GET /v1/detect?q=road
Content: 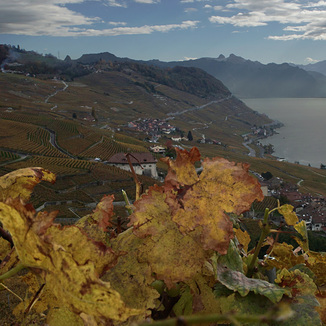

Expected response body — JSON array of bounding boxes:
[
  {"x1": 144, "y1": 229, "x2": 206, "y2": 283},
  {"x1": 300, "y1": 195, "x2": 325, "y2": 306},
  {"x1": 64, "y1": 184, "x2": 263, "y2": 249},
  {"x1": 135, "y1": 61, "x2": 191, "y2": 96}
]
[
  {"x1": 166, "y1": 96, "x2": 232, "y2": 118},
  {"x1": 45, "y1": 80, "x2": 68, "y2": 104}
]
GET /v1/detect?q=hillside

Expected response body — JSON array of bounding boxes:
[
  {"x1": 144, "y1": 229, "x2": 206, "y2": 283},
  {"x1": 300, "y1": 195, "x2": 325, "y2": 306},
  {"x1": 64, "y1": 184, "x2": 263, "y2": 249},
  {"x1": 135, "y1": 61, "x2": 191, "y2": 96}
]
[
  {"x1": 0, "y1": 48, "x2": 273, "y2": 220},
  {"x1": 1, "y1": 46, "x2": 326, "y2": 221}
]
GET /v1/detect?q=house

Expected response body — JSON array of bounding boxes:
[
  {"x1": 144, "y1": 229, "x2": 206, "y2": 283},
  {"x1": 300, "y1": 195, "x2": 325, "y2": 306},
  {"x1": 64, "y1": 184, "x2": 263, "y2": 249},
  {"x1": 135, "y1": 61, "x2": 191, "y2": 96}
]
[
  {"x1": 107, "y1": 152, "x2": 158, "y2": 178},
  {"x1": 150, "y1": 145, "x2": 165, "y2": 154}
]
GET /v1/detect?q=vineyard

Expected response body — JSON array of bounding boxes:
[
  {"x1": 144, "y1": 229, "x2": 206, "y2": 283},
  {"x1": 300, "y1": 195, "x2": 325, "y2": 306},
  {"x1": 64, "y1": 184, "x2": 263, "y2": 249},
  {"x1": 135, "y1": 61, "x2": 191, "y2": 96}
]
[
  {"x1": 0, "y1": 150, "x2": 20, "y2": 163},
  {"x1": 80, "y1": 136, "x2": 148, "y2": 161}
]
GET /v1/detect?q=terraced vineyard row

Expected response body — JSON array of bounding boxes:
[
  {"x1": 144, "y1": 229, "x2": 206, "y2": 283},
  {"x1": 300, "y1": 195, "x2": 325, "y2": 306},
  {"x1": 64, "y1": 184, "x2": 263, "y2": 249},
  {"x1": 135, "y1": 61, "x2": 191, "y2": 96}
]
[
  {"x1": 0, "y1": 150, "x2": 20, "y2": 162},
  {"x1": 7, "y1": 156, "x2": 93, "y2": 175},
  {"x1": 0, "y1": 120, "x2": 64, "y2": 156},
  {"x1": 80, "y1": 136, "x2": 146, "y2": 161},
  {"x1": 252, "y1": 196, "x2": 278, "y2": 212}
]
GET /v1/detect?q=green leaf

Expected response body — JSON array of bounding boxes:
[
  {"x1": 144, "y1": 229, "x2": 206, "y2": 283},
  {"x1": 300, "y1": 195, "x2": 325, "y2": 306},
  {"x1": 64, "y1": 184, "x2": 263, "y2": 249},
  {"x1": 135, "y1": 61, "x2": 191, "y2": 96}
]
[
  {"x1": 218, "y1": 240, "x2": 244, "y2": 273},
  {"x1": 216, "y1": 264, "x2": 290, "y2": 303},
  {"x1": 172, "y1": 284, "x2": 193, "y2": 316}
]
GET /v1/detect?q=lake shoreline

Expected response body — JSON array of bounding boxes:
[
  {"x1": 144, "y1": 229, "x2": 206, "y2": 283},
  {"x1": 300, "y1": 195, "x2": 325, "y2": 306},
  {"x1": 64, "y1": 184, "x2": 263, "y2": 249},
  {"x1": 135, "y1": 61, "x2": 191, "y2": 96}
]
[{"x1": 242, "y1": 98, "x2": 326, "y2": 168}]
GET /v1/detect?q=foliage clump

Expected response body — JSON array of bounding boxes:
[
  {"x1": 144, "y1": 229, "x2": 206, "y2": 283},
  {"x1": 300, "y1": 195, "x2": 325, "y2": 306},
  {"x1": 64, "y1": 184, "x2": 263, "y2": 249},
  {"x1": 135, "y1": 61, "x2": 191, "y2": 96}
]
[{"x1": 0, "y1": 148, "x2": 326, "y2": 325}]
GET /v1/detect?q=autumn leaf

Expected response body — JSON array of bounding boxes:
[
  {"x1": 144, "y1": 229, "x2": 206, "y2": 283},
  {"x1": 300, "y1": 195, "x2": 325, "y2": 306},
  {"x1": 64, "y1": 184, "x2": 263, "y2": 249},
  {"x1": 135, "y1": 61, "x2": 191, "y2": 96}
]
[
  {"x1": 234, "y1": 228, "x2": 251, "y2": 254},
  {"x1": 128, "y1": 185, "x2": 177, "y2": 239},
  {"x1": 161, "y1": 147, "x2": 200, "y2": 187},
  {"x1": 278, "y1": 204, "x2": 298, "y2": 226},
  {"x1": 0, "y1": 199, "x2": 141, "y2": 323},
  {"x1": 275, "y1": 268, "x2": 317, "y2": 298},
  {"x1": 275, "y1": 268, "x2": 321, "y2": 325},
  {"x1": 75, "y1": 194, "x2": 115, "y2": 243},
  {"x1": 128, "y1": 186, "x2": 210, "y2": 287},
  {"x1": 294, "y1": 221, "x2": 309, "y2": 252},
  {"x1": 266, "y1": 243, "x2": 305, "y2": 270},
  {"x1": 104, "y1": 228, "x2": 160, "y2": 323},
  {"x1": 0, "y1": 167, "x2": 55, "y2": 203},
  {"x1": 172, "y1": 156, "x2": 263, "y2": 253},
  {"x1": 0, "y1": 237, "x2": 11, "y2": 261},
  {"x1": 307, "y1": 251, "x2": 326, "y2": 286}
]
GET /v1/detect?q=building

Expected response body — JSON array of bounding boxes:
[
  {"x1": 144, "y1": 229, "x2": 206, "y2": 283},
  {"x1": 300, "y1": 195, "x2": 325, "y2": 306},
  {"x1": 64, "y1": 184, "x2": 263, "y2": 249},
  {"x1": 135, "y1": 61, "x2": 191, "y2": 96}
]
[
  {"x1": 107, "y1": 152, "x2": 158, "y2": 178},
  {"x1": 149, "y1": 145, "x2": 166, "y2": 154}
]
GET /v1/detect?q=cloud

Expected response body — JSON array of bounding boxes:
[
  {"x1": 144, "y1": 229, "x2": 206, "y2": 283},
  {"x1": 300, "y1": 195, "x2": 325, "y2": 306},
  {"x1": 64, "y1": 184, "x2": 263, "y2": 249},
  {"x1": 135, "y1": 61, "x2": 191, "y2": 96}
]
[
  {"x1": 0, "y1": 0, "x2": 97, "y2": 36},
  {"x1": 0, "y1": 1, "x2": 198, "y2": 37},
  {"x1": 108, "y1": 21, "x2": 127, "y2": 26},
  {"x1": 305, "y1": 57, "x2": 320, "y2": 63},
  {"x1": 209, "y1": 0, "x2": 326, "y2": 40},
  {"x1": 180, "y1": 56, "x2": 198, "y2": 61},
  {"x1": 75, "y1": 20, "x2": 199, "y2": 36},
  {"x1": 133, "y1": 0, "x2": 160, "y2": 3},
  {"x1": 105, "y1": 0, "x2": 127, "y2": 7},
  {"x1": 184, "y1": 7, "x2": 198, "y2": 13}
]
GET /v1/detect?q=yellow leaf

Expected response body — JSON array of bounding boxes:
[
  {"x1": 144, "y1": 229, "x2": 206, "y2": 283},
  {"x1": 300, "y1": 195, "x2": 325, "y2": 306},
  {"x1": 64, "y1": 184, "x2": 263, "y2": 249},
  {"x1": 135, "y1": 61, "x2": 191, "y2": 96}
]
[
  {"x1": 104, "y1": 228, "x2": 160, "y2": 324},
  {"x1": 0, "y1": 167, "x2": 56, "y2": 203},
  {"x1": 278, "y1": 204, "x2": 298, "y2": 226},
  {"x1": 307, "y1": 251, "x2": 326, "y2": 286},
  {"x1": 0, "y1": 200, "x2": 141, "y2": 323},
  {"x1": 128, "y1": 186, "x2": 210, "y2": 287},
  {"x1": 46, "y1": 307, "x2": 84, "y2": 326},
  {"x1": 294, "y1": 220, "x2": 309, "y2": 252},
  {"x1": 275, "y1": 268, "x2": 316, "y2": 298},
  {"x1": 234, "y1": 228, "x2": 251, "y2": 253},
  {"x1": 161, "y1": 147, "x2": 200, "y2": 186},
  {"x1": 76, "y1": 195, "x2": 114, "y2": 243},
  {"x1": 267, "y1": 243, "x2": 305, "y2": 270},
  {"x1": 172, "y1": 156, "x2": 263, "y2": 253},
  {"x1": 0, "y1": 237, "x2": 11, "y2": 261}
]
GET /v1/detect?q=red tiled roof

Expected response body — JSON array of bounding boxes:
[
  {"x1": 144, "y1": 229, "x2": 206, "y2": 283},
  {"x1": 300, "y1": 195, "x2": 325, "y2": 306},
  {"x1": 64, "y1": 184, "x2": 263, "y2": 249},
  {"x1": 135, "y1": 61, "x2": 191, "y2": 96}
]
[{"x1": 107, "y1": 152, "x2": 157, "y2": 164}]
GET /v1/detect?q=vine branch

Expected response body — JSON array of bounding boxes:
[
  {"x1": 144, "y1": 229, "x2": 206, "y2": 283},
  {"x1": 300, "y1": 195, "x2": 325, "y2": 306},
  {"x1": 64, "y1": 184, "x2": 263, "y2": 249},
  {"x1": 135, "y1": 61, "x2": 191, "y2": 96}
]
[
  {"x1": 246, "y1": 208, "x2": 271, "y2": 278},
  {"x1": 0, "y1": 263, "x2": 26, "y2": 282}
]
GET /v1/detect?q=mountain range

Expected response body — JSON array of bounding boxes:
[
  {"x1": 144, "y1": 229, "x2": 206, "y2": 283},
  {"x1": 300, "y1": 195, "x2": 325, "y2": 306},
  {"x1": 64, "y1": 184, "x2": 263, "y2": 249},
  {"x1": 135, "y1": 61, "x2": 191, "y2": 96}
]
[
  {"x1": 75, "y1": 52, "x2": 326, "y2": 98},
  {"x1": 2, "y1": 44, "x2": 326, "y2": 99}
]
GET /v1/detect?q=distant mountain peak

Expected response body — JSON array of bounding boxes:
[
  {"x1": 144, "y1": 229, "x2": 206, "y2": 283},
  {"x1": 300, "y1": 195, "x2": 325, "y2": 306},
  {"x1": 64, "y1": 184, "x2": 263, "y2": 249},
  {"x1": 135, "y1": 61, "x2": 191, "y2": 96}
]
[{"x1": 227, "y1": 54, "x2": 246, "y2": 63}]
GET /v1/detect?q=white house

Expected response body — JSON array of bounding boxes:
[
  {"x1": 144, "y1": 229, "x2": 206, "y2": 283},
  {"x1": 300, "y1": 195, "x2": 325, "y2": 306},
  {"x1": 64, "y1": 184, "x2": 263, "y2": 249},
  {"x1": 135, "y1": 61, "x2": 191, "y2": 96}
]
[{"x1": 107, "y1": 152, "x2": 158, "y2": 178}]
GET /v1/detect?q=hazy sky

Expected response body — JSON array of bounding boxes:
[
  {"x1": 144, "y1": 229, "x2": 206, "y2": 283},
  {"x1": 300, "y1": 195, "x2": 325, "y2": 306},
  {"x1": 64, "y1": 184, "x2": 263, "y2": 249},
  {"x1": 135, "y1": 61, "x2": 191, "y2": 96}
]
[{"x1": 2, "y1": 0, "x2": 326, "y2": 64}]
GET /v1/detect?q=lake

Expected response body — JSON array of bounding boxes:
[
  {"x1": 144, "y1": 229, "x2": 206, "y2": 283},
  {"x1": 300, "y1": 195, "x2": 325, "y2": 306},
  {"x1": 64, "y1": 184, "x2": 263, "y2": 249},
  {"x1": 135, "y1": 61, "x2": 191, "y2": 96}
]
[{"x1": 242, "y1": 98, "x2": 326, "y2": 168}]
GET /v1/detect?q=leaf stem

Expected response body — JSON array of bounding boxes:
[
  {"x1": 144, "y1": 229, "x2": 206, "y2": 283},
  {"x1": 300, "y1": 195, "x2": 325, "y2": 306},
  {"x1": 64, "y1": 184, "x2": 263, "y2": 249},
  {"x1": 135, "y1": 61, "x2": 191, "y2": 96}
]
[
  {"x1": 122, "y1": 189, "x2": 133, "y2": 215},
  {"x1": 0, "y1": 282, "x2": 23, "y2": 301},
  {"x1": 246, "y1": 208, "x2": 270, "y2": 278},
  {"x1": 0, "y1": 263, "x2": 26, "y2": 282}
]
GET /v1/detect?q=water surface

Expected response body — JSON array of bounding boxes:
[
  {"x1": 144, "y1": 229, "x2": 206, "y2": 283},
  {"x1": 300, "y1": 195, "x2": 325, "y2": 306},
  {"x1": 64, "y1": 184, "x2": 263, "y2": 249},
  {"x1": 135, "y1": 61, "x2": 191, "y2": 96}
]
[{"x1": 242, "y1": 98, "x2": 326, "y2": 168}]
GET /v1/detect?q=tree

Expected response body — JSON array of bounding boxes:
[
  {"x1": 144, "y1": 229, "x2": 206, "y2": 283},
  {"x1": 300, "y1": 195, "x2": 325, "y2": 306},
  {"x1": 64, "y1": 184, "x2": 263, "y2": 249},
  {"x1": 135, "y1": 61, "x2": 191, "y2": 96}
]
[{"x1": 187, "y1": 130, "x2": 193, "y2": 141}]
